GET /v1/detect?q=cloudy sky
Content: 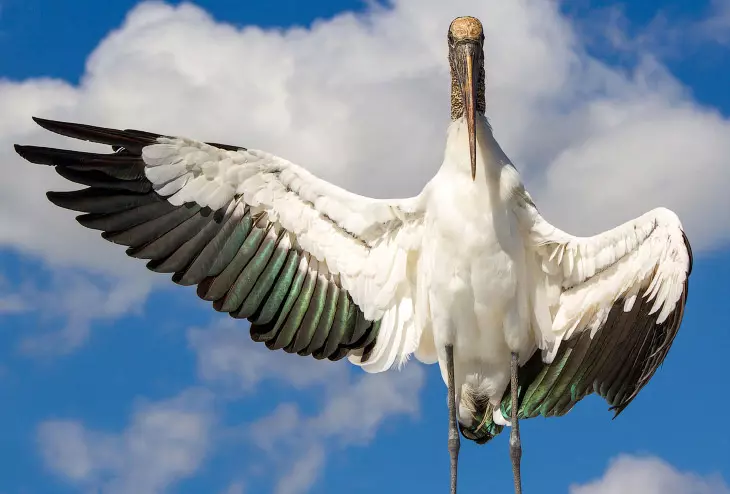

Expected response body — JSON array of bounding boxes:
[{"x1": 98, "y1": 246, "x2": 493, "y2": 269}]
[{"x1": 1, "y1": 0, "x2": 729, "y2": 493}]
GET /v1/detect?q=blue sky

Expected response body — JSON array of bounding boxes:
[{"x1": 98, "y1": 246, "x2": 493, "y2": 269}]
[{"x1": 1, "y1": 1, "x2": 730, "y2": 493}]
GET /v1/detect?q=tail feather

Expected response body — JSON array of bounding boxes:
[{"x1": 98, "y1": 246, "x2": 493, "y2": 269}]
[{"x1": 459, "y1": 338, "x2": 583, "y2": 444}]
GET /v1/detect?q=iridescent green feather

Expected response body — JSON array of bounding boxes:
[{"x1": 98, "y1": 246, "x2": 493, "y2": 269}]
[
  {"x1": 203, "y1": 222, "x2": 269, "y2": 302},
  {"x1": 287, "y1": 270, "x2": 330, "y2": 354},
  {"x1": 250, "y1": 253, "x2": 310, "y2": 343},
  {"x1": 205, "y1": 212, "x2": 254, "y2": 278},
  {"x1": 218, "y1": 226, "x2": 282, "y2": 312},
  {"x1": 317, "y1": 296, "x2": 358, "y2": 360},
  {"x1": 301, "y1": 279, "x2": 339, "y2": 356},
  {"x1": 231, "y1": 239, "x2": 291, "y2": 319},
  {"x1": 148, "y1": 208, "x2": 230, "y2": 273},
  {"x1": 269, "y1": 260, "x2": 320, "y2": 350},
  {"x1": 540, "y1": 335, "x2": 592, "y2": 417},
  {"x1": 249, "y1": 249, "x2": 301, "y2": 326}
]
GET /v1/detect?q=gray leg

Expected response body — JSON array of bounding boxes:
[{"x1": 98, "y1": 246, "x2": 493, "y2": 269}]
[
  {"x1": 510, "y1": 352, "x2": 523, "y2": 494},
  {"x1": 445, "y1": 345, "x2": 460, "y2": 494}
]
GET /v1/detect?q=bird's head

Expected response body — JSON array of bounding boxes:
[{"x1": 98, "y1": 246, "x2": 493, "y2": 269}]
[{"x1": 448, "y1": 16, "x2": 486, "y2": 181}]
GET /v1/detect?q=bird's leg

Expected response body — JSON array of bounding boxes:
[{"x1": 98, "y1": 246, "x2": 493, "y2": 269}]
[
  {"x1": 445, "y1": 345, "x2": 460, "y2": 494},
  {"x1": 510, "y1": 352, "x2": 523, "y2": 494}
]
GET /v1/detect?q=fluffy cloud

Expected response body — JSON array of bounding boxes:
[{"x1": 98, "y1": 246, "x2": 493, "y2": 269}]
[
  {"x1": 703, "y1": 0, "x2": 730, "y2": 44},
  {"x1": 220, "y1": 481, "x2": 246, "y2": 494},
  {"x1": 11, "y1": 268, "x2": 151, "y2": 355},
  {"x1": 34, "y1": 316, "x2": 425, "y2": 494},
  {"x1": 571, "y1": 455, "x2": 730, "y2": 494},
  {"x1": 188, "y1": 318, "x2": 343, "y2": 392},
  {"x1": 189, "y1": 317, "x2": 425, "y2": 494},
  {"x1": 0, "y1": 275, "x2": 27, "y2": 314},
  {"x1": 37, "y1": 388, "x2": 215, "y2": 494}
]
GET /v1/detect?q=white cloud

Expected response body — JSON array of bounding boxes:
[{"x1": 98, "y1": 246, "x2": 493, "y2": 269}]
[
  {"x1": 273, "y1": 445, "x2": 325, "y2": 494},
  {"x1": 37, "y1": 388, "x2": 215, "y2": 494},
  {"x1": 249, "y1": 366, "x2": 424, "y2": 494},
  {"x1": 571, "y1": 455, "x2": 730, "y2": 494},
  {"x1": 220, "y1": 481, "x2": 246, "y2": 494},
  {"x1": 188, "y1": 318, "x2": 343, "y2": 393},
  {"x1": 0, "y1": 275, "x2": 28, "y2": 314},
  {"x1": 0, "y1": 294, "x2": 27, "y2": 314},
  {"x1": 32, "y1": 315, "x2": 425, "y2": 494},
  {"x1": 4, "y1": 268, "x2": 152, "y2": 355},
  {"x1": 702, "y1": 0, "x2": 730, "y2": 44},
  {"x1": 189, "y1": 317, "x2": 425, "y2": 494},
  {"x1": 3, "y1": 0, "x2": 730, "y2": 351},
  {"x1": 0, "y1": 290, "x2": 28, "y2": 315}
]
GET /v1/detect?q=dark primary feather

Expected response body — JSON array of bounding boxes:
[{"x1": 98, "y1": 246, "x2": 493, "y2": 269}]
[
  {"x1": 460, "y1": 279, "x2": 690, "y2": 444},
  {"x1": 14, "y1": 118, "x2": 380, "y2": 363}
]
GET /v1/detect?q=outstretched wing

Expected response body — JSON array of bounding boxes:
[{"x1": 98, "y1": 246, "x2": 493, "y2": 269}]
[
  {"x1": 461, "y1": 195, "x2": 692, "y2": 443},
  {"x1": 15, "y1": 118, "x2": 426, "y2": 370}
]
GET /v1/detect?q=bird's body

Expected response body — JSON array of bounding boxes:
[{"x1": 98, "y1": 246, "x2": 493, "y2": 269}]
[
  {"x1": 420, "y1": 117, "x2": 530, "y2": 420},
  {"x1": 13, "y1": 15, "x2": 693, "y2": 494}
]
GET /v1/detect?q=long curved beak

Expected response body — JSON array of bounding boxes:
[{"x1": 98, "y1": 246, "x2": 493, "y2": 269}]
[{"x1": 454, "y1": 42, "x2": 479, "y2": 181}]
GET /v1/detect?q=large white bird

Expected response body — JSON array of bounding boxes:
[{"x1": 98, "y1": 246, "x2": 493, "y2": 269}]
[{"x1": 14, "y1": 16, "x2": 691, "y2": 494}]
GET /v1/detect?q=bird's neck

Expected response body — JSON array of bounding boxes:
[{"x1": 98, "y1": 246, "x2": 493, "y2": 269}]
[
  {"x1": 442, "y1": 116, "x2": 508, "y2": 181},
  {"x1": 449, "y1": 63, "x2": 486, "y2": 120}
]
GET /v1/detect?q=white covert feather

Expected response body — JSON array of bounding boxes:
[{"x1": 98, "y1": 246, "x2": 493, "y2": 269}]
[{"x1": 515, "y1": 198, "x2": 691, "y2": 359}]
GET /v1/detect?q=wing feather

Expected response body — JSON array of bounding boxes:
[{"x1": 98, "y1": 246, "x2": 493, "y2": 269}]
[{"x1": 15, "y1": 117, "x2": 425, "y2": 369}]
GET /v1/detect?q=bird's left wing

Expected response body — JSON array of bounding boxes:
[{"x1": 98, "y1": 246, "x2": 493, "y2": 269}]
[{"x1": 15, "y1": 118, "x2": 426, "y2": 371}]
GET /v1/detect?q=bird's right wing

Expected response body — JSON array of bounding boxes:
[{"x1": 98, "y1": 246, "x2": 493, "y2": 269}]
[
  {"x1": 461, "y1": 191, "x2": 692, "y2": 444},
  {"x1": 15, "y1": 118, "x2": 427, "y2": 372}
]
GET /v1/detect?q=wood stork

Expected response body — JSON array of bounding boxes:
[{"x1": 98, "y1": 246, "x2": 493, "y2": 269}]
[{"x1": 14, "y1": 16, "x2": 692, "y2": 494}]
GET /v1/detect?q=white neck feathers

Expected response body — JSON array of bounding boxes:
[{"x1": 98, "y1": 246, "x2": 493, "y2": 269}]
[{"x1": 442, "y1": 115, "x2": 510, "y2": 181}]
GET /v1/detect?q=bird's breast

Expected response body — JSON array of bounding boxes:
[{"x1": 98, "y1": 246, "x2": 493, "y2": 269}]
[
  {"x1": 421, "y1": 171, "x2": 520, "y2": 301},
  {"x1": 425, "y1": 171, "x2": 511, "y2": 254}
]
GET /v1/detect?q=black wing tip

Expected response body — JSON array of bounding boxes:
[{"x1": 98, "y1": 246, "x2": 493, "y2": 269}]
[
  {"x1": 14, "y1": 144, "x2": 63, "y2": 166},
  {"x1": 26, "y1": 116, "x2": 246, "y2": 154},
  {"x1": 609, "y1": 403, "x2": 627, "y2": 418},
  {"x1": 45, "y1": 190, "x2": 69, "y2": 208},
  {"x1": 13, "y1": 144, "x2": 34, "y2": 162},
  {"x1": 31, "y1": 115, "x2": 55, "y2": 127},
  {"x1": 30, "y1": 116, "x2": 81, "y2": 136},
  {"x1": 14, "y1": 143, "x2": 53, "y2": 165}
]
